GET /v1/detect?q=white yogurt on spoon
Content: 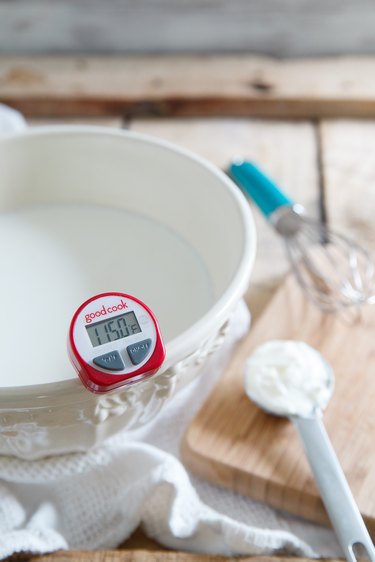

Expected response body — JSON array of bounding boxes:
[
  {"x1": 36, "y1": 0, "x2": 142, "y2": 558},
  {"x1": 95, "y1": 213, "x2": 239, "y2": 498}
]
[{"x1": 244, "y1": 339, "x2": 333, "y2": 417}]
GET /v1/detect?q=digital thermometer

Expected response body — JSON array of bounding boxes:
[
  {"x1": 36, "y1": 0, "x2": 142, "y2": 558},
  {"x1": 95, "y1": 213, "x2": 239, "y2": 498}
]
[{"x1": 68, "y1": 292, "x2": 166, "y2": 393}]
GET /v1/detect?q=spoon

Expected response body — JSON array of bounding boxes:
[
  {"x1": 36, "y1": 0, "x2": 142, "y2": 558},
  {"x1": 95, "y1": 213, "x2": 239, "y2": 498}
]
[{"x1": 244, "y1": 340, "x2": 375, "y2": 562}]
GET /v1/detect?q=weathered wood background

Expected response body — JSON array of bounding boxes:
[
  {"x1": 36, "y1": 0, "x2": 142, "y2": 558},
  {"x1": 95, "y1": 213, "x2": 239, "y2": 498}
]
[
  {"x1": 2, "y1": 0, "x2": 375, "y2": 56},
  {"x1": 3, "y1": 55, "x2": 375, "y2": 118}
]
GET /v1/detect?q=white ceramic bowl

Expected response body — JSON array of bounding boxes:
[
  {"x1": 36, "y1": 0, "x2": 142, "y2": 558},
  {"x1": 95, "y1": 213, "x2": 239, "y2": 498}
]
[{"x1": 0, "y1": 126, "x2": 256, "y2": 459}]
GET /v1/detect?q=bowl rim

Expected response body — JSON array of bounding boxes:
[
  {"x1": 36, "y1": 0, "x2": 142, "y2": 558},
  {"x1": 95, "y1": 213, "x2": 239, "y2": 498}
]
[{"x1": 0, "y1": 125, "x2": 256, "y2": 398}]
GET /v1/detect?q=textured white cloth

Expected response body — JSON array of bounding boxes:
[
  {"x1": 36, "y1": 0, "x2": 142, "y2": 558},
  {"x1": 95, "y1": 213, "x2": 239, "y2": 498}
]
[
  {"x1": 0, "y1": 301, "x2": 341, "y2": 560},
  {"x1": 0, "y1": 104, "x2": 27, "y2": 136}
]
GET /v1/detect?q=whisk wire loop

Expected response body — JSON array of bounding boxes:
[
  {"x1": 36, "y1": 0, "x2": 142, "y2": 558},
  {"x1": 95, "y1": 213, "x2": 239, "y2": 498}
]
[{"x1": 229, "y1": 160, "x2": 375, "y2": 313}]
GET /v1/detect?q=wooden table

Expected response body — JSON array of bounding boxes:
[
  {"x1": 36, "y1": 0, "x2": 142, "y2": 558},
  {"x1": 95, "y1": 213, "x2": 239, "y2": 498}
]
[{"x1": 2, "y1": 54, "x2": 373, "y2": 561}]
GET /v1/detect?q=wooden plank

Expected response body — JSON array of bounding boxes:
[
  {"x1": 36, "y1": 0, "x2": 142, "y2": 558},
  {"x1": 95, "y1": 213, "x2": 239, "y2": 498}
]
[
  {"x1": 27, "y1": 117, "x2": 124, "y2": 128},
  {"x1": 3, "y1": 56, "x2": 375, "y2": 118},
  {"x1": 1, "y1": 0, "x2": 375, "y2": 58},
  {"x1": 130, "y1": 118, "x2": 319, "y2": 318},
  {"x1": 182, "y1": 270, "x2": 375, "y2": 536},
  {"x1": 21, "y1": 551, "x2": 341, "y2": 562},
  {"x1": 320, "y1": 119, "x2": 375, "y2": 249}
]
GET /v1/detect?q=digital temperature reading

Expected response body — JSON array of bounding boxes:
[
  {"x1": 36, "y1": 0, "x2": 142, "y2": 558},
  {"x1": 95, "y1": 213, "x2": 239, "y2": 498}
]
[
  {"x1": 86, "y1": 311, "x2": 141, "y2": 347},
  {"x1": 68, "y1": 292, "x2": 166, "y2": 394}
]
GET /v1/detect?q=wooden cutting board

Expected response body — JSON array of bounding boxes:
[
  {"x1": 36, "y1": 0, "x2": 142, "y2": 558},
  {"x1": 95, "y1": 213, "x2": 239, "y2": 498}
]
[{"x1": 181, "y1": 273, "x2": 375, "y2": 537}]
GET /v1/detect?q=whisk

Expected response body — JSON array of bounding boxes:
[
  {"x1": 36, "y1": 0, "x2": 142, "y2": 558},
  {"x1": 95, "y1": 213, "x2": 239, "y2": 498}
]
[{"x1": 229, "y1": 160, "x2": 375, "y2": 312}]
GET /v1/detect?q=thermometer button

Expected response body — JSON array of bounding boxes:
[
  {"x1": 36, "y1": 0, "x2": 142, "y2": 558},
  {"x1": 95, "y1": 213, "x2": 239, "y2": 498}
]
[
  {"x1": 93, "y1": 350, "x2": 124, "y2": 371},
  {"x1": 127, "y1": 339, "x2": 152, "y2": 366}
]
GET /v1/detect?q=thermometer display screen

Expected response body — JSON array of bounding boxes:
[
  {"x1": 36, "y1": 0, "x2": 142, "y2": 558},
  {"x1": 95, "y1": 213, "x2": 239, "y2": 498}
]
[{"x1": 86, "y1": 312, "x2": 142, "y2": 347}]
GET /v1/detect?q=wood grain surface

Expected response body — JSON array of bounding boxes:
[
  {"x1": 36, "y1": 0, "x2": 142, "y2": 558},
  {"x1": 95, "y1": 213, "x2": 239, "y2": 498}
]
[
  {"x1": 2, "y1": 0, "x2": 375, "y2": 58},
  {"x1": 320, "y1": 119, "x2": 375, "y2": 247},
  {"x1": 4, "y1": 55, "x2": 375, "y2": 118},
  {"x1": 182, "y1": 272, "x2": 375, "y2": 535},
  {"x1": 19, "y1": 551, "x2": 343, "y2": 562}
]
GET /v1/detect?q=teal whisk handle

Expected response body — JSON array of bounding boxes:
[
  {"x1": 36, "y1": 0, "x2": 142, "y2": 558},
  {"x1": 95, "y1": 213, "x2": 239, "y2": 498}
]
[{"x1": 229, "y1": 160, "x2": 294, "y2": 218}]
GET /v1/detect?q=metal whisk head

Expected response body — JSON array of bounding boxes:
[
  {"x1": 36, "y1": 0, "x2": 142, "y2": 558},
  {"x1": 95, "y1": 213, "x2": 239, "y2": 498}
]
[
  {"x1": 229, "y1": 160, "x2": 375, "y2": 313},
  {"x1": 272, "y1": 206, "x2": 375, "y2": 312}
]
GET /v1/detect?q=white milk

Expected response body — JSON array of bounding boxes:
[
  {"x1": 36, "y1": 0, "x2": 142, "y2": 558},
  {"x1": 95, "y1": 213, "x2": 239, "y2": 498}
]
[{"x1": 0, "y1": 204, "x2": 213, "y2": 387}]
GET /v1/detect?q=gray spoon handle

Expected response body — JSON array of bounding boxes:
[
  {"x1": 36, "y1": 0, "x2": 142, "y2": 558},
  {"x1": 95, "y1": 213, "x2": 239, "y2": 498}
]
[{"x1": 292, "y1": 415, "x2": 375, "y2": 562}]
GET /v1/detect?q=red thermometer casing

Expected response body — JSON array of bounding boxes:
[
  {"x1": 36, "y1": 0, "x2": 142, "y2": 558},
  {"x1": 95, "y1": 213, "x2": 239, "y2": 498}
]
[{"x1": 68, "y1": 292, "x2": 166, "y2": 393}]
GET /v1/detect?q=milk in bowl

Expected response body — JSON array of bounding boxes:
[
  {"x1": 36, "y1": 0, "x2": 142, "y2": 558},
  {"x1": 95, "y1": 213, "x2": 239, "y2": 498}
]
[{"x1": 0, "y1": 127, "x2": 256, "y2": 458}]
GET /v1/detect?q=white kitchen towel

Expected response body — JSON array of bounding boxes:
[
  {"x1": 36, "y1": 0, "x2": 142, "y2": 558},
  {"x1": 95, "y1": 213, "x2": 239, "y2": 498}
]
[
  {"x1": 0, "y1": 441, "x2": 314, "y2": 559},
  {"x1": 0, "y1": 104, "x2": 27, "y2": 136},
  {"x1": 0, "y1": 301, "x2": 340, "y2": 560}
]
